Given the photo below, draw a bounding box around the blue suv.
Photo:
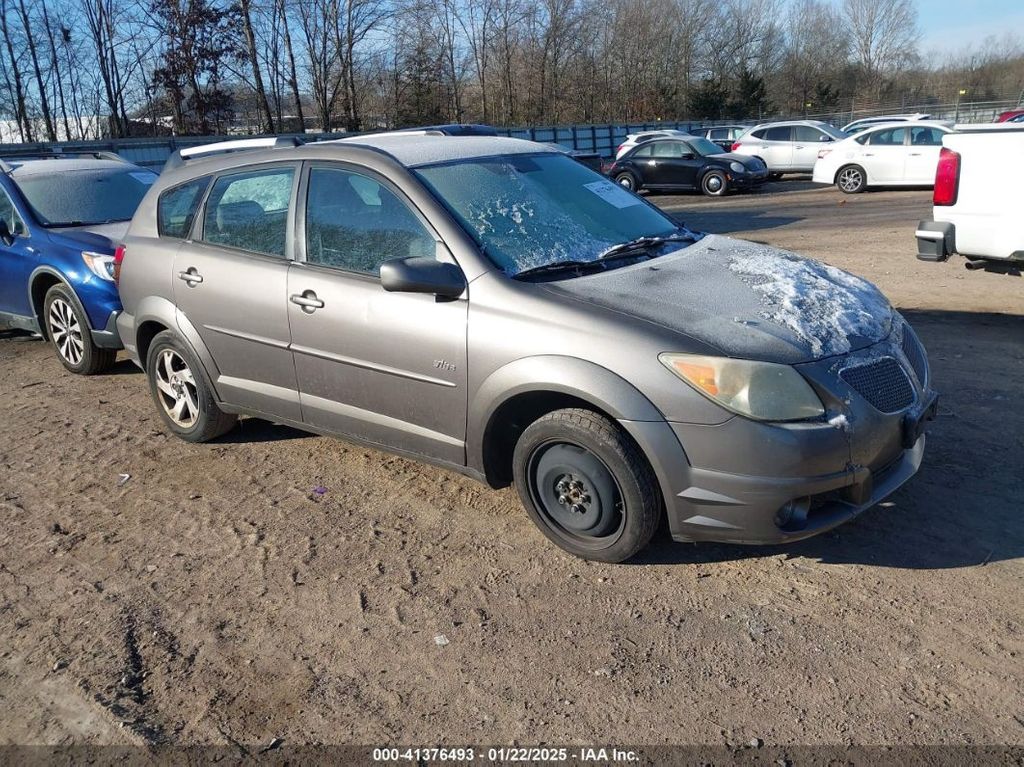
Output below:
[0,151,156,373]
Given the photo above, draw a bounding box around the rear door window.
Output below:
[158,177,209,239]
[765,126,792,141]
[909,127,944,146]
[868,127,907,146]
[201,167,295,257]
[793,126,826,142]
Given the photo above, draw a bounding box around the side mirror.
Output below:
[680,152,695,160]
[0,219,13,246]
[380,256,465,298]
[819,135,833,142]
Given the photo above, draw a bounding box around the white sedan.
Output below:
[812,121,954,193]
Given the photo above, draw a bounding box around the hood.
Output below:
[543,234,893,364]
[711,152,764,169]
[48,221,129,252]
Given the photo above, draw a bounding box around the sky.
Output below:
[917,0,1024,54]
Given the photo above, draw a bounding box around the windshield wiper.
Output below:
[514,259,602,279]
[595,232,697,261]
[515,231,699,280]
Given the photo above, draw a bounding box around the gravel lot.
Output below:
[1,179,1022,750]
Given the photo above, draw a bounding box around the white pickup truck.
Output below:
[916,124,1024,270]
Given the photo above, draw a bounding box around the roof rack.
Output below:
[163,136,304,171]
[0,148,127,173]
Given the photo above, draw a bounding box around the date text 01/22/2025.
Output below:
[372,747,640,762]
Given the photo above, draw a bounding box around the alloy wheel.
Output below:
[48,298,84,366]
[838,167,863,192]
[154,349,200,428]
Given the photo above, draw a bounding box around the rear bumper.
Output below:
[916,220,955,261]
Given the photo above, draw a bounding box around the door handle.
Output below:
[795,145,805,149]
[863,153,874,157]
[290,291,324,312]
[178,268,203,285]
[909,152,922,156]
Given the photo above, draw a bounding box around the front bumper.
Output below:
[668,433,928,545]
[733,171,769,188]
[629,326,938,546]
[91,310,123,349]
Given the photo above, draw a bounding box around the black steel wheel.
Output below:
[513,408,661,562]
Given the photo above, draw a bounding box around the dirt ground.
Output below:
[1,180,1022,751]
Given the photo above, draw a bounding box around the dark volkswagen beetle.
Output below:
[606,137,769,196]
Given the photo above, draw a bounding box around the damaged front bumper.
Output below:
[635,328,938,546]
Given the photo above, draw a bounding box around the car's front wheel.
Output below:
[43,283,116,375]
[145,330,237,442]
[513,408,661,562]
[701,170,728,197]
[614,172,639,192]
[836,165,867,194]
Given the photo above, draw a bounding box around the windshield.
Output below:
[415,153,682,276]
[688,137,726,156]
[15,167,157,226]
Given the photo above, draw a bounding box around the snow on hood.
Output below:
[545,234,893,364]
[727,247,890,358]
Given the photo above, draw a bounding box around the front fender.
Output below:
[468,355,691,506]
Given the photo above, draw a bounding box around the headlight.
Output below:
[659,353,824,421]
[81,251,116,282]
[729,161,747,174]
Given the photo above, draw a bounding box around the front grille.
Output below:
[839,357,915,413]
[901,328,927,386]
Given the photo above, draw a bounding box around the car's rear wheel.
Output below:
[513,408,660,562]
[836,165,867,194]
[146,330,236,442]
[43,283,115,375]
[614,172,638,192]
[701,170,728,197]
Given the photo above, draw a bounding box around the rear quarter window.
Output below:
[158,177,210,239]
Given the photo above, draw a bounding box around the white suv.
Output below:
[730,120,847,174]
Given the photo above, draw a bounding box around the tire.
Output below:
[145,330,236,442]
[614,172,638,192]
[512,408,661,562]
[43,283,116,375]
[836,164,867,194]
[701,170,728,197]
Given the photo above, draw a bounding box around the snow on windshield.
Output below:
[463,190,614,273]
[728,248,891,357]
[415,154,679,275]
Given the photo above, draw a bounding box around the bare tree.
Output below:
[844,0,919,96]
